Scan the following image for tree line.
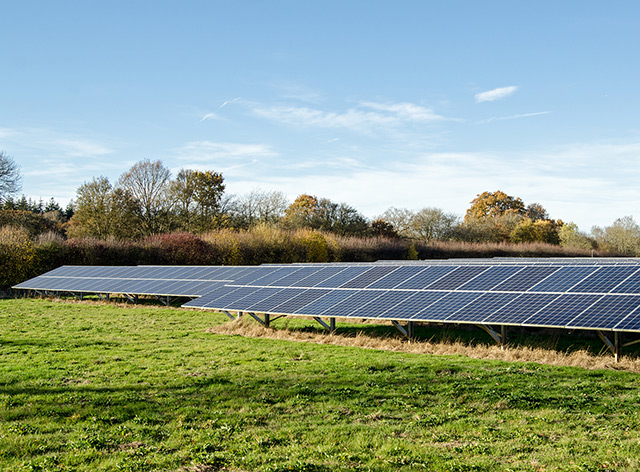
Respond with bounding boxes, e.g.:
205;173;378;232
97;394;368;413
2;151;640;256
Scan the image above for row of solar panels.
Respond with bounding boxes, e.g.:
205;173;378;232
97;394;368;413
16;263;640;296
13;259;640;333
183;285;640;332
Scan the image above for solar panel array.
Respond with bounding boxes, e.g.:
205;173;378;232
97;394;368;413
13;259;640;334
13;265;256;297
183;261;640;333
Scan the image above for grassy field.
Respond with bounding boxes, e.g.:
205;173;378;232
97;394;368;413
1;299;640;471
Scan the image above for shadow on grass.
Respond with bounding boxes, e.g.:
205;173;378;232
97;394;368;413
271;318;640;359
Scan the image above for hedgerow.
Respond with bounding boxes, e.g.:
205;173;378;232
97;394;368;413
0;225;612;289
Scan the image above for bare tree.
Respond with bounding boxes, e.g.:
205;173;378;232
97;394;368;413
117;159;172;235
0;151;22;203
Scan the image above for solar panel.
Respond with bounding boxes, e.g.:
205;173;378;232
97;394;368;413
15;259;640;341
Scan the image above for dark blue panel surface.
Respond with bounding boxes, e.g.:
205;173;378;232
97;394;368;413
318;290;385;317
413;291;482;322
424;266;489;290
569;266;640;294
291;267;345;287
484;293;560;324
395;266;457;290
528;266;598;292
270;289;332;313
222;287;284;311
293;290;358;316
522;294;602;327
367;266;428;289
350;290;416;318
267;267;325;286
314;267;371;288
491;266;560;292
340;266;398;288
448;292;520;323
567;295;640;329
457;266;524;291
245;288;305;312
228;267;282;285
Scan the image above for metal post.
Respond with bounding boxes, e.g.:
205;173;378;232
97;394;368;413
330;317;336;333
500;325;507;350
265;313;270;328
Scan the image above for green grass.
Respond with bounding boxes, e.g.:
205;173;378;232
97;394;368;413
1;299;640;471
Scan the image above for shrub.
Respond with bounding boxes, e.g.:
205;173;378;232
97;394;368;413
0;226;36;288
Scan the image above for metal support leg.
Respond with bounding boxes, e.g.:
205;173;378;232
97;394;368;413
222;310;239;320
248;312;271;327
313;317;336;333
597;331;621;362
392;320;413;339
477;324;506;349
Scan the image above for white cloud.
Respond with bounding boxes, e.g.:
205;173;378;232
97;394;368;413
176;141;277;163
224;140;640;232
477;111;550;124
251;101;447;133
200;112;219;121
475;86;518;103
52;139;113;157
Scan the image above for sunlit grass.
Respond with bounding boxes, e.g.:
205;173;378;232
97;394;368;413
1;298;640;471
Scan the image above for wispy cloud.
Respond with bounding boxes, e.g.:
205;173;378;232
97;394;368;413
176;141;277;163
200;112;219;121
251;101;448;133
476;111;550;124
475;85;518;103
52;139;113;157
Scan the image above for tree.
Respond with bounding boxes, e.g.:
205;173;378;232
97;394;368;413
410;207;459;241
68;177;141;239
0;151;21;203
68;176;115;238
378;207;415;237
169;169;226;232
117;159;172;235
281;194;321;229
525;202;549;221
592;216;640;256
230;189;288;228
559;222;594;250
315;199;369;236
192;170;226;230
370;218;399;238
465;190;525;221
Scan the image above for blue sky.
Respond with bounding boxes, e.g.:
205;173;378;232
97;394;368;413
1;1;640;231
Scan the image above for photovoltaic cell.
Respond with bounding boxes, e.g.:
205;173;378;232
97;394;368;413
484;293;560;325
244;288;305;312
522;294;602;327
318;290;385;317
395;266;458;290
267;266;325;286
413;291;482;322
424;265;489;290
290;267;346;287
448;292;520;323
457;266;524;291
350;290;418;318
293;290;357;316
367;266;427;289
528;266;599;293
314;267;371;288
339;266;398;288
270;289;332;313
490;266;560;292
567;295;640;329
568;266;640;294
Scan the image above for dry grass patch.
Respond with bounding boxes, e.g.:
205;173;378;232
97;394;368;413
209;317;640;372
